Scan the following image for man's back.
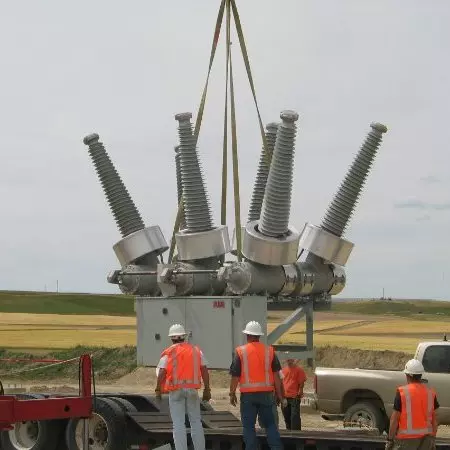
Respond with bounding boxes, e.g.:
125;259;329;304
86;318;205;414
282;365;306;398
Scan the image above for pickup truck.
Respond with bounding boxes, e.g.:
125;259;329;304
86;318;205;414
313;340;450;432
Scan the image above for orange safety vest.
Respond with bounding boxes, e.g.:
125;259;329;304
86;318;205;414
235;342;275;393
161;342;202;392
397;383;436;439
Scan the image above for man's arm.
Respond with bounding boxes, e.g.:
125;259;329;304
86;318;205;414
271;354;283;401
387;390;401;441
156;368;166;393
200;351;210;390
155;355;168;394
297;368;306;398
201;365;210;390
229;376;239;395
279;371;285;397
433;394;440;434
228;354;241;406
388;410;400;441
273;370;283;402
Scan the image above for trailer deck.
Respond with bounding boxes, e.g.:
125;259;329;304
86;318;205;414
127;411;450;450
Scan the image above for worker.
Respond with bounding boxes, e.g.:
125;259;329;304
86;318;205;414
229;320;284;450
155;324;211;450
386;359;439;450
280;354;307;430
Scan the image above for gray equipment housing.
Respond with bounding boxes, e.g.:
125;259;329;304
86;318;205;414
135;294;314;369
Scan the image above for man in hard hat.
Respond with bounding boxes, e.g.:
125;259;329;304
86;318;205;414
386;359;439;450
280;355;306;430
229;320;284;450
155;324;211;450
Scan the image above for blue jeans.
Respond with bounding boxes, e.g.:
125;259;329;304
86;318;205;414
240;392;283;450
258;394;279;428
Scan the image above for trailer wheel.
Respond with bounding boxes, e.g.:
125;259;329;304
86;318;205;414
344;401;385;433
0;394;61;450
65;397;126;450
109;397;137;413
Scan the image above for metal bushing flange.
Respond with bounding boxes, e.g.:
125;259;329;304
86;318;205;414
218;262;252;295
292;263;316;296
117;264;160;296
279;265;298;296
242;220;300;266
113;225;168;267
156;263;195;297
328;265;346;295
175;225;231;261
298;223;354;266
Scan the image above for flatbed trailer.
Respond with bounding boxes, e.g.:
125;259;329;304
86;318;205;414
3;390;450;449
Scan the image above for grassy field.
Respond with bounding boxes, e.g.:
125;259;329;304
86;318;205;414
0;293;447;380
0;346;137;381
0;291;449;356
0;310;447;354
332;299;450;317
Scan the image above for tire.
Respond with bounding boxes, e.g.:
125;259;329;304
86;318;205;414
65;397;126;450
108;397;138;413
344;401;386;433
0;394;62;450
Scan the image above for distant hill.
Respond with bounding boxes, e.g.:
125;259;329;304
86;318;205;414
0;290;135;316
332;299;450;317
0;290;448;318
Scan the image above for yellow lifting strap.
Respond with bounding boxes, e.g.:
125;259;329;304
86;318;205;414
169;0;268;263
229;46;243;261
221;0;231;227
168;0;226;263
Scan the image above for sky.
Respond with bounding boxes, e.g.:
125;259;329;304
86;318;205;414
0;0;449;300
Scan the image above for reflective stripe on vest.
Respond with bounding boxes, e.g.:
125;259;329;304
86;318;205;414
164;343;201;390
237;344;274;391
397;384;434;438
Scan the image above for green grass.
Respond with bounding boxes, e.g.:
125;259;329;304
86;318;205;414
0;346;137;381
0;290;449;320
0;291;135;316
332;299;450;317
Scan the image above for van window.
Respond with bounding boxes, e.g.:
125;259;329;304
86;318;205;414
422;345;450;373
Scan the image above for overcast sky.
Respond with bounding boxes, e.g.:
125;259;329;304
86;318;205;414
0;0;449;300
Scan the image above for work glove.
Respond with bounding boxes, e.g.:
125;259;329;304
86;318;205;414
155;388;162;401
384;439;394;450
229;392;238;407
202;388;211;402
281;398;288;408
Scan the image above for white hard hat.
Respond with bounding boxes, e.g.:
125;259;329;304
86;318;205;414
168;323;186;337
404;359;424;375
243;321;264;336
